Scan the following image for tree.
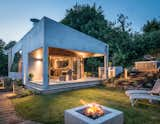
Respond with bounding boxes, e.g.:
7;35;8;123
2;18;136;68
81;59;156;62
61;3;160;67
106;14;133;66
116;13;132;32
143;18;160;33
85;57;103;75
0;39;5;54
61;3;113;41
143;30;160;53
5;41;16;50
62;3;113;70
0;39;8;76
61;4;136;66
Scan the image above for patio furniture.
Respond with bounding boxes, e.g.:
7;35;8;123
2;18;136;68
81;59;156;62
59;75;66;81
129;94;160;106
125;79;160;96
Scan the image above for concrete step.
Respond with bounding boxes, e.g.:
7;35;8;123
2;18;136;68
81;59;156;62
43;84;98;94
43;81;101;94
0;107;14;110
26;80;102;94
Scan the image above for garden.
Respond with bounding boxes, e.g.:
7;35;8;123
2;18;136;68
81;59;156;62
12;86;160;124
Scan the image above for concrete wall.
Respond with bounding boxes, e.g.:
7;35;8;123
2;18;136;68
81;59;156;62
28;48;43;81
10;18;45;84
22;19;44;84
44;17;106;54
28;57;43;81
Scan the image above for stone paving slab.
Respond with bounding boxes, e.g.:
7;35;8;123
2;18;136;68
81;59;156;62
0;92;42;124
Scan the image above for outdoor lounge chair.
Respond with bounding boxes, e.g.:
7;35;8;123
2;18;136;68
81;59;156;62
125;79;160;96
129;94;160;106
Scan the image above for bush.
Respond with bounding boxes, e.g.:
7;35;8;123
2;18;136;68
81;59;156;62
15;86;33;97
108;77;116;83
3;77;13;91
28;73;34;81
15;79;23;86
19;89;33;97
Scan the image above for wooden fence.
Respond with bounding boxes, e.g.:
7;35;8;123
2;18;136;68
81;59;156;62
135;61;160;73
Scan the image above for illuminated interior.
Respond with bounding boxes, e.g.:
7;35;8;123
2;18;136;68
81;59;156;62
28;47;104;84
48;47;104;84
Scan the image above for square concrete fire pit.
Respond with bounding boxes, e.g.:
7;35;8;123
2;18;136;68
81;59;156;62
64;104;123;124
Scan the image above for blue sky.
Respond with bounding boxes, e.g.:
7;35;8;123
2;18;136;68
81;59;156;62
0;0;160;43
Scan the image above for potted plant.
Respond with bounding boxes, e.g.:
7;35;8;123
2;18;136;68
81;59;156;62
28;73;34;81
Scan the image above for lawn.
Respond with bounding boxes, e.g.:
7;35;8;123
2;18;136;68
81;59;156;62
12;86;160;124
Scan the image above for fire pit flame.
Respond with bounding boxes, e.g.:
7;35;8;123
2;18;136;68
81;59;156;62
80;99;105;119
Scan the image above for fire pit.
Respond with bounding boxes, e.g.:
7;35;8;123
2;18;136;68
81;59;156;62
79;103;106;120
64;103;123;124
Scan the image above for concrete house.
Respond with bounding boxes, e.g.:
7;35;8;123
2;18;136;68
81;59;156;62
8;17;109;93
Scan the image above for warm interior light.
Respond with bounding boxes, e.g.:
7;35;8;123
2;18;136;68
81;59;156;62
31;48;43;59
35;51;42;59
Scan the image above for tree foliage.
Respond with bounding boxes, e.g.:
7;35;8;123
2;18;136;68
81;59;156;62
116;14;132;32
61;3;113;41
0;40;17;76
1;3;160;76
0;39;8;76
62;3;160;67
5;41;16;50
62;3;112;72
143;18;160;33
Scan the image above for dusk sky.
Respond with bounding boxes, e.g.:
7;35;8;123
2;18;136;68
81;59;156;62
0;0;160;43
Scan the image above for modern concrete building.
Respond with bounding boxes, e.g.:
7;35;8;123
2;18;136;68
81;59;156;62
8;17;109;93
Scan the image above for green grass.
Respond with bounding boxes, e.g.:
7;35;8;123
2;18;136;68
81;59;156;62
12;86;160;124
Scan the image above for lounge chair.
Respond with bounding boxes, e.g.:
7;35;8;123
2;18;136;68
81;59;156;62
125;79;160;96
129;94;160;106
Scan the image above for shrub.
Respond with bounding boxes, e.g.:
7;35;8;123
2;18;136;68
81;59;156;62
28;73;34;81
108;77;116;83
20;89;33;97
3;77;13;91
15;86;33;97
15;79;23;86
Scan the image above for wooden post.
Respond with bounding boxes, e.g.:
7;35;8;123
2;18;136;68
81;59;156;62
104;55;107;79
77;57;81;79
2;79;4;88
98;67;101;78
104;45;109;79
80;58;84;79
13;81;15;93
124;68;128;79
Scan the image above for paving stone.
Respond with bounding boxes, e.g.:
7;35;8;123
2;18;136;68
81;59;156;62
0;92;42;124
